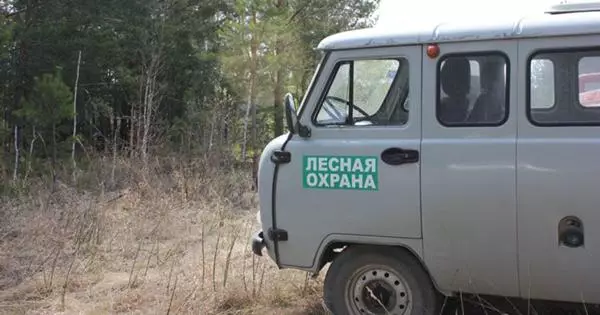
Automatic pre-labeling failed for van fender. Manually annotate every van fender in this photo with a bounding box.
[311,234,451,297]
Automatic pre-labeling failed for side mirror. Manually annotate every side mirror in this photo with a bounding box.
[284,93,298,134]
[283,93,311,138]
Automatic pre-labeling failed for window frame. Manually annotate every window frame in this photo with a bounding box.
[310,56,409,128]
[526,46,600,127]
[435,51,511,128]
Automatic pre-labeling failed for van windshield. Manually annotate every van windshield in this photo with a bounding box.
[315,57,409,126]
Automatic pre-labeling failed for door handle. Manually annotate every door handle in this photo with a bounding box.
[381,147,419,166]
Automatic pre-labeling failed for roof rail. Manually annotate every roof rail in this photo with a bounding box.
[545,1,600,14]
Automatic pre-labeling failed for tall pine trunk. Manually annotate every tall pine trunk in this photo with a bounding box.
[71,50,82,180]
[250,11,259,161]
[51,122,57,187]
[273,41,284,137]
[241,9,259,162]
[241,95,251,161]
[273,0,285,137]
[12,126,19,182]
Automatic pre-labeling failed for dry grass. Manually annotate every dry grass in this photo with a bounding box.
[0,156,327,315]
[4,156,597,315]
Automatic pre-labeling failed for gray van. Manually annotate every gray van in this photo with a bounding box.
[251,2,600,314]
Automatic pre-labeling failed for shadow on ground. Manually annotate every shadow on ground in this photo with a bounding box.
[441,295,600,315]
[298,296,600,315]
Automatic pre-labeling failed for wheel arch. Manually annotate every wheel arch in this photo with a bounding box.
[313,235,451,297]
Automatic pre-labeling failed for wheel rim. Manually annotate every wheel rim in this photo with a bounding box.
[345,265,412,315]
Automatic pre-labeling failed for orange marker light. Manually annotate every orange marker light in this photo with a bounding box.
[426,44,440,59]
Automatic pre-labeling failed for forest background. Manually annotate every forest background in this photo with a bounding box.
[0,1,380,314]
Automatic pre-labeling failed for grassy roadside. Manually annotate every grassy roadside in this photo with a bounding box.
[0,156,327,315]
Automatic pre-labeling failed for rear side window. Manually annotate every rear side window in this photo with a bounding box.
[530,58,555,109]
[579,57,600,107]
[314,58,409,126]
[436,53,509,127]
[529,49,600,125]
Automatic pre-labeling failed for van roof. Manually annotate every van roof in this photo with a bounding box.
[317,6,600,51]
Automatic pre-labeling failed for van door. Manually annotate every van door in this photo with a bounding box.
[517,36,600,304]
[421,41,520,297]
[271,46,423,269]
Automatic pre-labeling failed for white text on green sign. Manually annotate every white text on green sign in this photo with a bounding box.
[303,156,378,191]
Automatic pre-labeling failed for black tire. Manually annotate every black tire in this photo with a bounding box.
[323,245,440,315]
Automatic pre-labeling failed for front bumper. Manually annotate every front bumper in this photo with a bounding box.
[251,230,266,256]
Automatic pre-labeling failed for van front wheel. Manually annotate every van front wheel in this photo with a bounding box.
[323,246,439,315]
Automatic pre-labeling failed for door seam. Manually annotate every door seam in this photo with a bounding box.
[419,44,426,261]
[514,39,522,298]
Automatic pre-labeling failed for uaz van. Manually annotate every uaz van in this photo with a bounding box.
[251,2,600,314]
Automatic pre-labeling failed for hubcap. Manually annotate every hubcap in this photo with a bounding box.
[346,266,411,315]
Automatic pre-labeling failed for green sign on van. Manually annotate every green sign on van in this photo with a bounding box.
[302,156,378,191]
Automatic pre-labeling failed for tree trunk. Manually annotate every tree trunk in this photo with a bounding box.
[107,112,113,156]
[249,11,259,161]
[141,51,162,169]
[2,94,7,171]
[129,107,135,158]
[111,117,121,186]
[273,43,285,137]
[12,126,19,182]
[141,70,151,167]
[71,50,82,179]
[241,95,251,161]
[25,126,36,181]
[141,67,154,168]
[241,9,260,162]
[208,114,216,152]
[300,69,310,98]
[273,0,286,137]
[52,123,57,187]
[132,73,145,158]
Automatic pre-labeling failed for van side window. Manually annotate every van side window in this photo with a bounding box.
[314,58,409,126]
[579,57,600,108]
[530,58,555,109]
[437,54,509,127]
[529,50,600,125]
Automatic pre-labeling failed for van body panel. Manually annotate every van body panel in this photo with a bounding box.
[257,134,289,261]
[517,35,600,304]
[420,40,520,298]
[272,45,423,269]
